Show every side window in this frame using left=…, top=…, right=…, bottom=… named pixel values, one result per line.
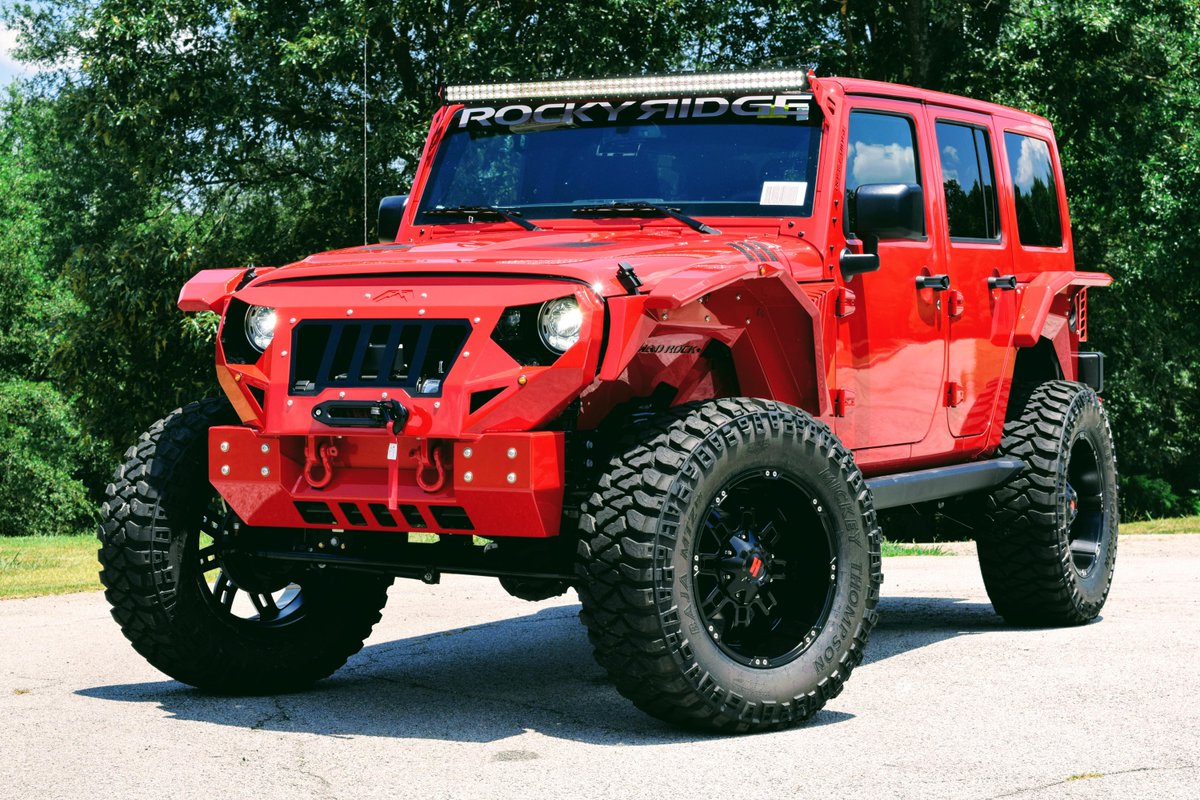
left=1003, top=132, right=1063, bottom=247
left=936, top=121, right=1000, bottom=240
left=845, top=111, right=923, bottom=235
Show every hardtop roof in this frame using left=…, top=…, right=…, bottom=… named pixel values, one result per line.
left=826, top=76, right=1053, bottom=130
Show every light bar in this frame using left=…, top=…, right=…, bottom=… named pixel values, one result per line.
left=444, top=70, right=811, bottom=103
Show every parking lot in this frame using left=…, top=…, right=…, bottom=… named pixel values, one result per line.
left=2, top=535, right=1197, bottom=800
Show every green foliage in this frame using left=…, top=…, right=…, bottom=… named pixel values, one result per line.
left=1122, top=475, right=1184, bottom=520
left=0, top=380, right=102, bottom=536
left=0, top=90, right=98, bottom=535
left=0, top=0, right=1197, bottom=528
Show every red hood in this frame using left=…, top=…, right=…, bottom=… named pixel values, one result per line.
left=251, top=228, right=826, bottom=293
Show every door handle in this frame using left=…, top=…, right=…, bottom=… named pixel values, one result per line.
left=988, top=275, right=1018, bottom=290
left=916, top=274, right=950, bottom=291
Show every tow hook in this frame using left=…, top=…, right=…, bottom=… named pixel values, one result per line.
left=414, top=440, right=447, bottom=493
left=303, top=437, right=339, bottom=489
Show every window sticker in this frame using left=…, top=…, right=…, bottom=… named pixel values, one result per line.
left=759, top=181, right=808, bottom=206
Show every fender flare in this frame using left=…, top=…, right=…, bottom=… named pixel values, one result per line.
left=177, top=268, right=250, bottom=314
left=1013, top=270, right=1111, bottom=347
left=598, top=262, right=830, bottom=415
left=178, top=267, right=280, bottom=314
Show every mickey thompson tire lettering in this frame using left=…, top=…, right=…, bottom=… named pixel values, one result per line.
left=574, top=398, right=882, bottom=732
left=98, top=398, right=393, bottom=692
left=978, top=380, right=1119, bottom=626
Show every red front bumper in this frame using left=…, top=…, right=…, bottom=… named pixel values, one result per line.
left=208, top=426, right=566, bottom=537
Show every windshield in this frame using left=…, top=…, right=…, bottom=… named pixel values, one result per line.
left=416, top=94, right=822, bottom=224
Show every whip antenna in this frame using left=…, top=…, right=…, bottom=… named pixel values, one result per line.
left=362, top=28, right=368, bottom=245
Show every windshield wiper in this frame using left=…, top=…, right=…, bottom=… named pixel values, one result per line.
left=572, top=201, right=721, bottom=235
left=424, top=205, right=543, bottom=232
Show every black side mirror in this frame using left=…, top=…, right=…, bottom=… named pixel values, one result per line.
left=377, top=194, right=409, bottom=243
left=853, top=183, right=924, bottom=251
left=839, top=183, right=923, bottom=278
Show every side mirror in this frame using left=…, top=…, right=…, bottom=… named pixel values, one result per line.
left=377, top=194, right=409, bottom=243
left=852, top=183, right=924, bottom=251
left=839, top=183, right=923, bottom=279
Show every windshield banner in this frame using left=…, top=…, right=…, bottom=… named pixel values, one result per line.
left=456, top=95, right=811, bottom=129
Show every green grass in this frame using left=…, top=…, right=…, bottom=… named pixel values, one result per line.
left=0, top=534, right=100, bottom=599
left=2, top=515, right=1199, bottom=599
left=1121, top=515, right=1200, bottom=534
left=881, top=540, right=949, bottom=557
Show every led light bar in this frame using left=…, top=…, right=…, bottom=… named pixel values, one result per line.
left=444, top=70, right=811, bottom=103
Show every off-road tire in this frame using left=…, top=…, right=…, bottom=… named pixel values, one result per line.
left=978, top=381, right=1119, bottom=625
left=98, top=398, right=393, bottom=692
left=575, top=398, right=882, bottom=732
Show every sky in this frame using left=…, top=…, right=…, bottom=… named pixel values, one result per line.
left=0, top=22, right=31, bottom=86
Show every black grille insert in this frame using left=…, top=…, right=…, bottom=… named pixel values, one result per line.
left=430, top=506, right=474, bottom=531
left=369, top=503, right=398, bottom=527
left=295, top=501, right=336, bottom=525
left=339, top=502, right=368, bottom=526
left=290, top=319, right=470, bottom=395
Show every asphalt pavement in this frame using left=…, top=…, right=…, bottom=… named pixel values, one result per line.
left=2, top=535, right=1197, bottom=800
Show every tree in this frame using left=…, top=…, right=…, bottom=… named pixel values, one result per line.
left=0, top=0, right=1197, bottom=522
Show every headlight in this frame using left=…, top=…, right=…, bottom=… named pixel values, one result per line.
left=244, top=305, right=277, bottom=352
left=537, top=297, right=582, bottom=353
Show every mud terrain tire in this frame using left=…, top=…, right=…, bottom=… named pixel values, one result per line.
left=575, top=398, right=882, bottom=732
left=98, top=398, right=392, bottom=692
left=979, top=380, right=1119, bottom=625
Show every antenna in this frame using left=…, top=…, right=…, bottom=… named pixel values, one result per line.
left=362, top=29, right=368, bottom=245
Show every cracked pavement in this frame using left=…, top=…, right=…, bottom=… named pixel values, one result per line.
left=2, top=534, right=1197, bottom=800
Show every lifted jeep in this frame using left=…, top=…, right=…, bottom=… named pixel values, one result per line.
left=99, top=70, right=1118, bottom=732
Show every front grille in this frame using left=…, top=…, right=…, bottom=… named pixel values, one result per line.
left=289, top=319, right=470, bottom=396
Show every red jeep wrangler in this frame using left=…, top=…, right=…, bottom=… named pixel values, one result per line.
left=99, top=71, right=1118, bottom=732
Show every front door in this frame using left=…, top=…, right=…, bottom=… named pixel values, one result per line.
left=835, top=101, right=947, bottom=451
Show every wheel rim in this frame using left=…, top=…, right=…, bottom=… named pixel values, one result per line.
left=193, top=494, right=308, bottom=628
left=692, top=470, right=838, bottom=669
left=1065, top=433, right=1106, bottom=577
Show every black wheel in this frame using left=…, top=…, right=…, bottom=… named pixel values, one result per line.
left=575, top=398, right=882, bottom=732
left=98, top=398, right=393, bottom=693
left=978, top=380, right=1119, bottom=625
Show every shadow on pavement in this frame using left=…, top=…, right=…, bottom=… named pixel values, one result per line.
left=76, top=594, right=1004, bottom=743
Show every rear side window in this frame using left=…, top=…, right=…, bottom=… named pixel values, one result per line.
left=936, top=121, right=999, bottom=240
left=1004, top=132, right=1063, bottom=247
left=845, top=111, right=923, bottom=235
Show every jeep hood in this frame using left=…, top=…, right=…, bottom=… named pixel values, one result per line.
left=251, top=229, right=827, bottom=294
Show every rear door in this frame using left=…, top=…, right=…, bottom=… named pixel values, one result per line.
left=929, top=111, right=1016, bottom=437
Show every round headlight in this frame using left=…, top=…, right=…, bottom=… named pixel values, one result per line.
left=244, top=305, right=277, bottom=353
left=537, top=297, right=582, bottom=354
